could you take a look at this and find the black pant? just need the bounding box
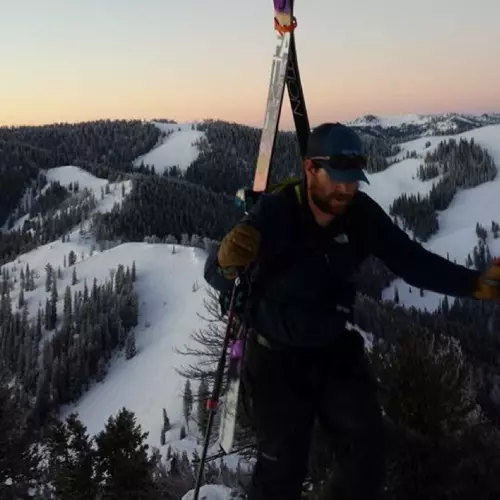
[242,329,386,500]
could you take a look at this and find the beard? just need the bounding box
[311,191,353,215]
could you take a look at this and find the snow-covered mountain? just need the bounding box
[2,114,500,499]
[346,111,500,138]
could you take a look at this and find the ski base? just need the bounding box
[218,332,246,453]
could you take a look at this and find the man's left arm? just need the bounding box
[359,193,500,299]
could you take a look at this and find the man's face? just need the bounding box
[306,160,359,215]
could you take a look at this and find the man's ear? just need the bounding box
[304,158,314,174]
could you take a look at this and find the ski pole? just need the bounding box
[192,275,241,500]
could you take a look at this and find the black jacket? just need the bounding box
[205,179,481,348]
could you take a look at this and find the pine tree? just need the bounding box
[393,286,400,304]
[162,408,171,432]
[49,279,58,330]
[63,285,72,325]
[0,377,35,498]
[68,250,76,267]
[45,413,97,500]
[183,379,193,428]
[20,268,25,291]
[125,332,136,360]
[94,408,158,499]
[25,263,31,291]
[197,376,210,436]
[72,267,78,285]
[45,263,53,292]
[180,425,187,440]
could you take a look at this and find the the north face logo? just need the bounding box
[333,233,349,244]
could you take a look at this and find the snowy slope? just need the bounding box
[2,165,131,235]
[2,167,132,320]
[133,121,205,174]
[2,166,221,457]
[361,124,500,311]
[58,243,210,449]
[4,234,231,464]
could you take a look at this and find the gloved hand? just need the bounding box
[217,223,261,280]
[473,258,500,300]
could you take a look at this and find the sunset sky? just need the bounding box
[1,0,500,129]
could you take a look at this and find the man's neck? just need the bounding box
[306,191,335,227]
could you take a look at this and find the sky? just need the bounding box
[1,0,500,129]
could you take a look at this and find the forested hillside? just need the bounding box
[0,119,161,227]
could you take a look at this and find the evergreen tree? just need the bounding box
[20,268,25,291]
[94,408,158,499]
[68,250,76,267]
[197,376,210,436]
[63,285,72,325]
[0,378,37,498]
[183,379,193,428]
[125,332,136,360]
[45,413,97,500]
[45,263,53,292]
[162,408,171,432]
[49,278,58,330]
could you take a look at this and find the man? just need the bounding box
[203,122,500,500]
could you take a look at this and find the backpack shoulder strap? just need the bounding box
[246,181,306,303]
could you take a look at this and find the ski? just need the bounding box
[286,29,310,159]
[217,0,310,456]
[236,0,310,214]
[253,0,296,193]
[217,320,247,454]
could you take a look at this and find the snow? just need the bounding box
[5,228,229,461]
[133,121,206,174]
[2,165,131,234]
[346,112,500,132]
[362,124,500,312]
[182,485,235,500]
[46,165,107,194]
[347,113,432,128]
[59,243,210,449]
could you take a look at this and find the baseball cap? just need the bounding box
[306,122,370,184]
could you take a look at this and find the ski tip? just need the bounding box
[274,0,292,13]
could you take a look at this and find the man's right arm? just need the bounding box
[204,193,278,292]
[216,222,261,281]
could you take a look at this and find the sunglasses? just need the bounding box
[308,155,367,170]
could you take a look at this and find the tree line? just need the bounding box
[390,137,497,241]
[0,260,139,432]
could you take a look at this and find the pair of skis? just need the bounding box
[192,1,309,498]
[219,0,310,456]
